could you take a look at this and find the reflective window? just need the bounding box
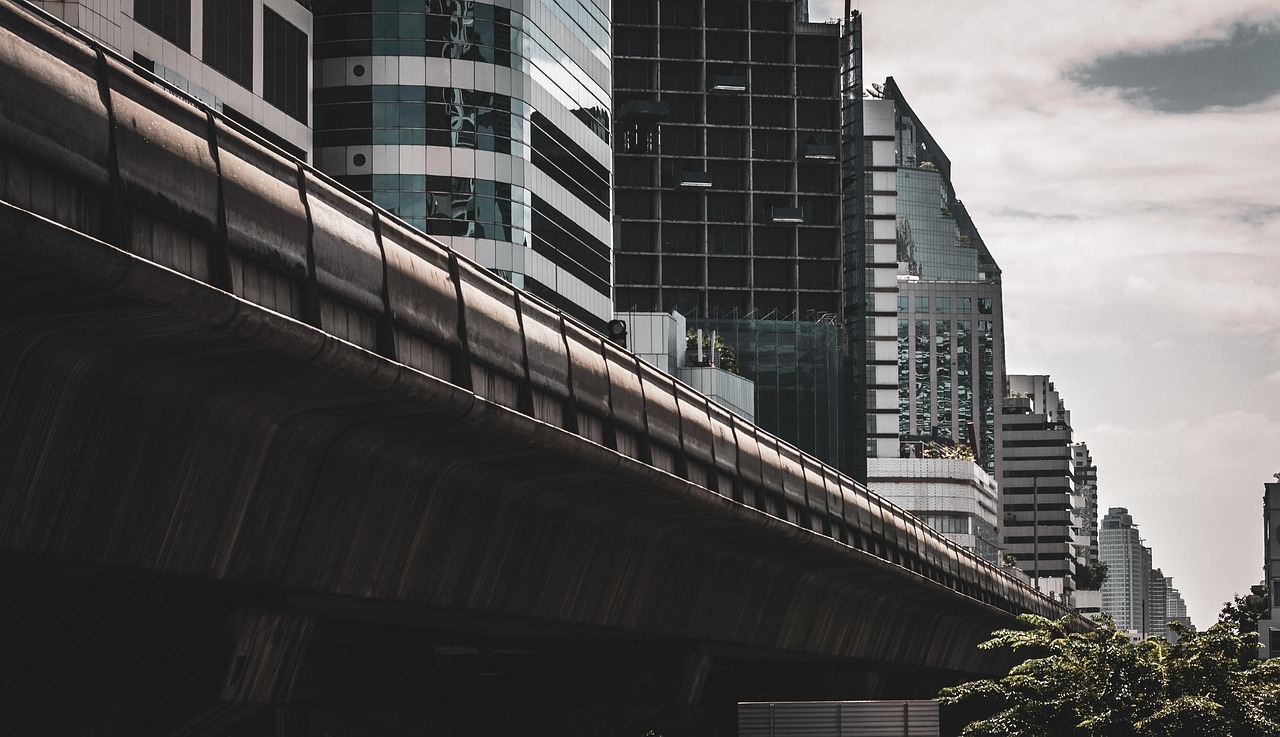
[935,320,952,438]
[935,297,950,313]
[920,514,970,534]
[894,167,977,281]
[316,85,608,216]
[694,318,846,469]
[956,320,973,434]
[318,0,611,142]
[914,319,931,434]
[978,320,995,474]
[354,173,606,296]
[957,297,972,312]
[915,296,929,313]
[978,297,993,314]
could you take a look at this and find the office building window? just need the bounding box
[914,319,931,434]
[204,0,254,88]
[898,318,910,435]
[936,320,952,437]
[263,8,307,123]
[915,296,929,313]
[978,320,995,473]
[956,320,973,429]
[134,0,190,51]
[921,515,970,534]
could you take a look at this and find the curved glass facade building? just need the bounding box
[312,0,612,325]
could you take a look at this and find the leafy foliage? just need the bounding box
[921,440,976,462]
[1221,584,1269,649]
[939,601,1280,737]
[685,330,739,374]
[1074,561,1109,591]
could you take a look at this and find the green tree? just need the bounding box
[1221,583,1269,650]
[921,440,976,462]
[685,330,739,374]
[1074,561,1109,591]
[939,601,1280,737]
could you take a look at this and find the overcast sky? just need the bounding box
[812,0,1280,628]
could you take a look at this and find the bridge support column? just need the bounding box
[171,611,314,737]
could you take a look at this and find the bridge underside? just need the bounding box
[0,202,1018,734]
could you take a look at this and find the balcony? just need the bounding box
[678,170,713,188]
[768,206,804,224]
[802,142,838,160]
[709,73,747,92]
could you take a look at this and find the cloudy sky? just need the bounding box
[812,0,1280,627]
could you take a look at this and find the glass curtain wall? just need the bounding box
[314,0,613,326]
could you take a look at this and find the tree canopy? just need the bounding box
[1073,561,1108,591]
[939,595,1280,737]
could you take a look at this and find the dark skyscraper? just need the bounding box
[612,0,844,318]
[611,0,866,475]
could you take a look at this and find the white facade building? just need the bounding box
[1073,588,1103,619]
[1001,375,1083,592]
[35,0,312,157]
[867,457,999,561]
[1098,506,1194,638]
